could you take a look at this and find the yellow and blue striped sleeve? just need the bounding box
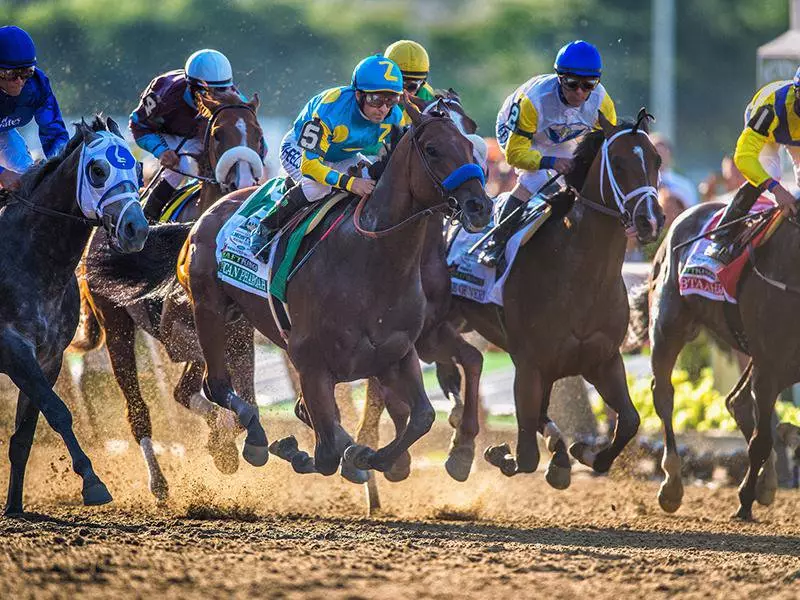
[597,93,617,127]
[299,119,355,192]
[734,92,779,188]
[504,94,543,171]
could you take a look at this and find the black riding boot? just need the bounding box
[142,179,177,223]
[478,194,527,267]
[250,184,308,258]
[705,183,761,264]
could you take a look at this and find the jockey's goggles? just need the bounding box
[0,66,35,81]
[559,75,600,92]
[403,78,426,93]
[363,92,401,109]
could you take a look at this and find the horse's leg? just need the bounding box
[571,352,640,475]
[380,380,412,482]
[0,333,111,509]
[538,385,572,490]
[191,288,268,467]
[436,361,464,429]
[354,377,385,514]
[102,308,168,501]
[484,360,542,476]
[5,390,40,515]
[734,367,779,521]
[293,369,342,476]
[345,349,435,473]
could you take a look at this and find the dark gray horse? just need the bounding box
[628,197,799,520]
[0,116,149,515]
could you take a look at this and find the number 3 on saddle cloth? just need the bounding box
[678,197,783,304]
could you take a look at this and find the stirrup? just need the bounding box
[704,241,734,265]
[477,241,503,267]
[250,225,275,260]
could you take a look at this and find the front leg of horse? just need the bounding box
[485,365,542,477]
[572,353,639,474]
[541,416,572,490]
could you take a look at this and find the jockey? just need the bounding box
[705,68,800,264]
[479,40,617,266]
[130,49,245,220]
[385,40,436,118]
[0,26,68,191]
[250,54,404,256]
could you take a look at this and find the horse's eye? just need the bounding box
[425,145,438,158]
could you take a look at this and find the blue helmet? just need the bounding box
[793,66,800,87]
[554,40,602,78]
[351,54,403,94]
[0,26,37,69]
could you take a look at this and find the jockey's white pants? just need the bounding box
[160,134,204,188]
[515,168,559,198]
[279,131,368,202]
[0,129,34,174]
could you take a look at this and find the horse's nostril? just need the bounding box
[125,221,136,240]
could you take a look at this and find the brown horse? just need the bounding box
[366,110,663,487]
[69,93,264,501]
[627,196,800,520]
[178,101,492,478]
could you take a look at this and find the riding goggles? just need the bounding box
[559,75,600,92]
[0,66,35,81]
[363,92,401,108]
[403,78,426,93]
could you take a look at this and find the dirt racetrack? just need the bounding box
[1,420,798,600]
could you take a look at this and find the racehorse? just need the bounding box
[70,92,264,500]
[0,116,149,514]
[176,100,491,478]
[406,110,663,486]
[627,197,799,520]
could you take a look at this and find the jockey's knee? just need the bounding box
[300,180,330,202]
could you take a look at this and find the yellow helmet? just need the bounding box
[384,40,429,79]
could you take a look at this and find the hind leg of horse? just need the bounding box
[485,362,543,477]
[0,338,111,510]
[573,352,640,475]
[354,377,385,513]
[191,288,268,467]
[102,308,168,501]
[538,386,572,490]
[735,368,779,520]
[345,349,435,473]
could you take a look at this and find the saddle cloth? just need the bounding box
[215,177,349,303]
[159,182,201,223]
[678,197,780,303]
[447,193,551,306]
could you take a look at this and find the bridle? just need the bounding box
[354,115,485,239]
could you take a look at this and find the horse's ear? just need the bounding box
[635,107,655,133]
[78,118,99,143]
[597,111,615,138]
[106,116,123,138]
[405,93,427,112]
[248,92,260,112]
[403,95,423,126]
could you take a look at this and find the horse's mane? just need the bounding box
[565,118,637,190]
[19,115,108,197]
[195,89,245,119]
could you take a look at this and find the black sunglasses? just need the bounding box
[403,78,425,93]
[559,75,600,92]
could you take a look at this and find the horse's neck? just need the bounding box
[198,182,223,213]
[9,155,91,281]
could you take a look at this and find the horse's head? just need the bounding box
[76,117,149,253]
[196,91,265,193]
[402,100,492,232]
[419,89,478,136]
[593,107,664,243]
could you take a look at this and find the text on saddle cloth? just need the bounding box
[448,194,551,306]
[678,197,781,303]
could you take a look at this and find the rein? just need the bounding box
[353,116,483,239]
[1,189,101,226]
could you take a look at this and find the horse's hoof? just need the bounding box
[448,403,464,430]
[568,442,597,469]
[544,460,571,490]
[732,506,755,522]
[340,461,369,485]
[445,442,475,482]
[291,452,316,474]
[384,451,412,482]
[211,443,240,475]
[657,480,683,513]
[242,443,269,467]
[269,436,299,462]
[3,504,23,517]
[484,443,511,467]
[83,481,113,506]
[343,444,375,471]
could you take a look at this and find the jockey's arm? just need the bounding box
[299,118,356,192]
[504,95,546,171]
[733,103,779,189]
[594,93,618,128]
[33,75,69,159]
[129,78,171,159]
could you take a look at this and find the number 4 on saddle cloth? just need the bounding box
[210,177,352,339]
[678,197,783,304]
[446,191,554,306]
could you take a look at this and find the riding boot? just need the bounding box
[142,179,177,223]
[705,183,761,265]
[478,194,527,267]
[250,184,309,259]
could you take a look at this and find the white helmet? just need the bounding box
[185,49,233,88]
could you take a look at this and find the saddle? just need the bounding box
[158,182,201,222]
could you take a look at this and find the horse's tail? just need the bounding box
[68,273,105,354]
